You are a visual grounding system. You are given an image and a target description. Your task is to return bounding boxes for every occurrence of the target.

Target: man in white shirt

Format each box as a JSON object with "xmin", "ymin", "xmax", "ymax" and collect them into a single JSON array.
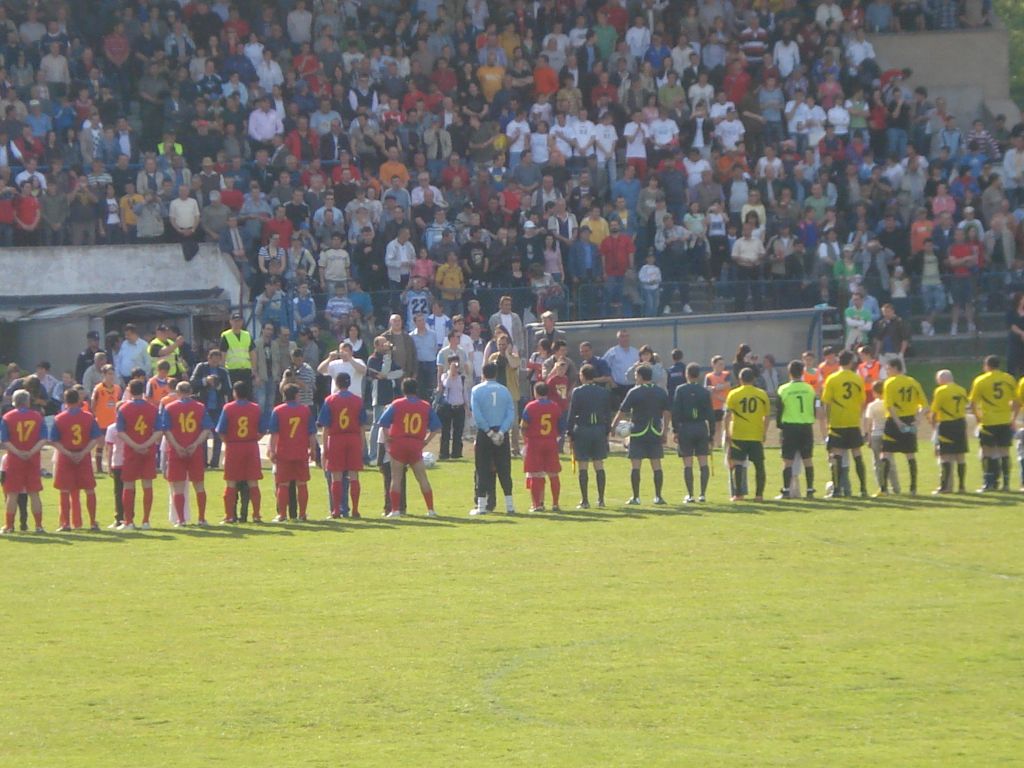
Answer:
[
  {"xmin": 623, "ymin": 112, "xmax": 649, "ymax": 175},
  {"xmin": 826, "ymin": 103, "xmax": 851, "ymax": 137},
  {"xmin": 714, "ymin": 108, "xmax": 745, "ymax": 151},
  {"xmin": 594, "ymin": 111, "xmax": 619, "ymax": 183},
  {"xmin": 625, "ymin": 17, "xmax": 651, "ymax": 61},
  {"xmin": 247, "ymin": 96, "xmax": 284, "ymax": 147},
  {"xmin": 648, "ymin": 109, "xmax": 679, "ymax": 162},
  {"xmin": 504, "ymin": 108, "xmax": 531, "ymax": 171},
  {"xmin": 683, "ymin": 147, "xmax": 711, "ymax": 188},
  {"xmin": 731, "ymin": 219, "xmax": 766, "ymax": 311},
  {"xmin": 318, "ymin": 342, "xmax": 367, "ymax": 395},
  {"xmin": 571, "ymin": 109, "xmax": 596, "ymax": 170},
  {"xmin": 384, "ymin": 226, "xmax": 416, "ymax": 288},
  {"xmin": 550, "ymin": 113, "xmax": 575, "ymax": 159},
  {"xmin": 708, "ymin": 93, "xmax": 736, "ymax": 124}
]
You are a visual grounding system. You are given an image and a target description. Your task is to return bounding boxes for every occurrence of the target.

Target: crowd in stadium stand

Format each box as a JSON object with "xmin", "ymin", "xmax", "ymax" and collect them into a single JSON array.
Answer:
[{"xmin": 0, "ymin": 0, "xmax": 1022, "ymax": 348}]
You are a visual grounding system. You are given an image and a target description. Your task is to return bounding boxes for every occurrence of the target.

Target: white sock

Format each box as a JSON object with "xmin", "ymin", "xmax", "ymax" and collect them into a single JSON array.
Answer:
[
  {"xmin": 476, "ymin": 496, "xmax": 487, "ymax": 512},
  {"xmin": 505, "ymin": 495, "xmax": 515, "ymax": 512}
]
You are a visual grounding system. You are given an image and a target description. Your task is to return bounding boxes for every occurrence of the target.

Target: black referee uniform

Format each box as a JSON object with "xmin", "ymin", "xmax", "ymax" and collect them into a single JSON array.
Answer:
[{"xmin": 670, "ymin": 382, "xmax": 714, "ymax": 499}]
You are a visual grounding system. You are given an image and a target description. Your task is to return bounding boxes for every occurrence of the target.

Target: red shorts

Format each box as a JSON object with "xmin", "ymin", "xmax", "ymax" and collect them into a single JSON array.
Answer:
[
  {"xmin": 121, "ymin": 447, "xmax": 158, "ymax": 482},
  {"xmin": 224, "ymin": 442, "xmax": 263, "ymax": 482},
  {"xmin": 324, "ymin": 433, "xmax": 364, "ymax": 472},
  {"xmin": 53, "ymin": 455, "xmax": 96, "ymax": 491},
  {"xmin": 389, "ymin": 437, "xmax": 424, "ymax": 466},
  {"xmin": 274, "ymin": 457, "xmax": 310, "ymax": 483},
  {"xmin": 165, "ymin": 449, "xmax": 205, "ymax": 483},
  {"xmin": 2, "ymin": 455, "xmax": 42, "ymax": 494},
  {"xmin": 524, "ymin": 440, "xmax": 561, "ymax": 474}
]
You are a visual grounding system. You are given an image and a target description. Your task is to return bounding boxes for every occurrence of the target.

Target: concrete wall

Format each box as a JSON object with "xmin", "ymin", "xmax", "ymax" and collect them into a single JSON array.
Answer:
[
  {"xmin": 0, "ymin": 243, "xmax": 241, "ymax": 302},
  {"xmin": 868, "ymin": 26, "xmax": 1021, "ymax": 126}
]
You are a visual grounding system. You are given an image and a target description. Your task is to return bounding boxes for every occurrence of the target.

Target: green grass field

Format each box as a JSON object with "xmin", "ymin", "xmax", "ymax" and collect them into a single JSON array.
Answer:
[{"xmin": 1, "ymin": 450, "xmax": 1021, "ymax": 767}]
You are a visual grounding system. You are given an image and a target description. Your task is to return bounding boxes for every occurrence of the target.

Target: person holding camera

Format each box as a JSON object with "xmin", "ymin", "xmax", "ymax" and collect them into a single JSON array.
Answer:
[{"xmin": 437, "ymin": 354, "xmax": 467, "ymax": 461}]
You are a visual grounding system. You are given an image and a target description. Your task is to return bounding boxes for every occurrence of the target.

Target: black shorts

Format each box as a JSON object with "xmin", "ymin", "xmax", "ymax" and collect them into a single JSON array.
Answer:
[
  {"xmin": 628, "ymin": 436, "xmax": 664, "ymax": 460},
  {"xmin": 729, "ymin": 439, "xmax": 765, "ymax": 464},
  {"xmin": 676, "ymin": 423, "xmax": 710, "ymax": 458},
  {"xmin": 571, "ymin": 427, "xmax": 609, "ymax": 462},
  {"xmin": 882, "ymin": 416, "xmax": 918, "ymax": 453},
  {"xmin": 780, "ymin": 423, "xmax": 814, "ymax": 460},
  {"xmin": 826, "ymin": 426, "xmax": 864, "ymax": 452},
  {"xmin": 937, "ymin": 419, "xmax": 968, "ymax": 455},
  {"xmin": 978, "ymin": 422, "xmax": 1012, "ymax": 448}
]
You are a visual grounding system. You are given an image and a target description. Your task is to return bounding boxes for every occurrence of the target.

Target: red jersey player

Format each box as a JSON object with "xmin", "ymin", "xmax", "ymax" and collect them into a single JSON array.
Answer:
[
  {"xmin": 378, "ymin": 378, "xmax": 441, "ymax": 518},
  {"xmin": 162, "ymin": 381, "xmax": 214, "ymax": 526},
  {"xmin": 521, "ymin": 382, "xmax": 566, "ymax": 512},
  {"xmin": 216, "ymin": 381, "xmax": 266, "ymax": 523},
  {"xmin": 0, "ymin": 389, "xmax": 46, "ymax": 533},
  {"xmin": 116, "ymin": 379, "xmax": 162, "ymax": 529},
  {"xmin": 49, "ymin": 388, "xmax": 103, "ymax": 531},
  {"xmin": 268, "ymin": 383, "xmax": 317, "ymax": 522},
  {"xmin": 318, "ymin": 371, "xmax": 368, "ymax": 519}
]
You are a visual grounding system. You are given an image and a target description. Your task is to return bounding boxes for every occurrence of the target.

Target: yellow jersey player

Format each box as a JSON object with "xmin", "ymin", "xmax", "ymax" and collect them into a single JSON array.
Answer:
[
  {"xmin": 968, "ymin": 355, "xmax": 1018, "ymax": 491},
  {"xmin": 724, "ymin": 368, "xmax": 771, "ymax": 502},
  {"xmin": 880, "ymin": 357, "xmax": 927, "ymax": 495},
  {"xmin": 821, "ymin": 350, "xmax": 868, "ymax": 497},
  {"xmin": 929, "ymin": 369, "xmax": 969, "ymax": 494}
]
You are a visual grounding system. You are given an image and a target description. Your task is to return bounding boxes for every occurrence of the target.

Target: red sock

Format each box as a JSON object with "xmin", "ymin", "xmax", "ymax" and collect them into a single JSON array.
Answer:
[
  {"xmin": 275, "ymin": 484, "xmax": 289, "ymax": 516},
  {"xmin": 142, "ymin": 486, "xmax": 153, "ymax": 523},
  {"xmin": 389, "ymin": 489, "xmax": 401, "ymax": 513},
  {"xmin": 550, "ymin": 475, "xmax": 561, "ymax": 506},
  {"xmin": 297, "ymin": 484, "xmax": 308, "ymax": 517},
  {"xmin": 223, "ymin": 487, "xmax": 238, "ymax": 520},
  {"xmin": 196, "ymin": 490, "xmax": 207, "ymax": 522},
  {"xmin": 249, "ymin": 486, "xmax": 261, "ymax": 517},
  {"xmin": 122, "ymin": 487, "xmax": 136, "ymax": 525},
  {"xmin": 349, "ymin": 479, "xmax": 360, "ymax": 514},
  {"xmin": 173, "ymin": 493, "xmax": 186, "ymax": 523},
  {"xmin": 70, "ymin": 493, "xmax": 82, "ymax": 528},
  {"xmin": 330, "ymin": 480, "xmax": 343, "ymax": 515},
  {"xmin": 85, "ymin": 492, "xmax": 97, "ymax": 525},
  {"xmin": 59, "ymin": 493, "xmax": 70, "ymax": 528},
  {"xmin": 423, "ymin": 489, "xmax": 434, "ymax": 510},
  {"xmin": 530, "ymin": 477, "xmax": 545, "ymax": 508}
]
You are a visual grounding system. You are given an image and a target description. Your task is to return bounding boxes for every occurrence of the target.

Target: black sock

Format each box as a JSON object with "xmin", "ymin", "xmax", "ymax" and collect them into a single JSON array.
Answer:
[
  {"xmin": 879, "ymin": 457, "xmax": 890, "ymax": 492},
  {"xmin": 805, "ymin": 464, "xmax": 815, "ymax": 490},
  {"xmin": 18, "ymin": 493, "xmax": 27, "ymax": 527},
  {"xmin": 578, "ymin": 469, "xmax": 589, "ymax": 503},
  {"xmin": 940, "ymin": 462, "xmax": 951, "ymax": 491},
  {"xmin": 754, "ymin": 462, "xmax": 766, "ymax": 497},
  {"xmin": 730, "ymin": 465, "xmax": 741, "ymax": 495},
  {"xmin": 838, "ymin": 465, "xmax": 850, "ymax": 494},
  {"xmin": 630, "ymin": 469, "xmax": 640, "ymax": 498},
  {"xmin": 853, "ymin": 455, "xmax": 867, "ymax": 494},
  {"xmin": 699, "ymin": 465, "xmax": 709, "ymax": 495},
  {"xmin": 1000, "ymin": 456, "xmax": 1010, "ymax": 489},
  {"xmin": 596, "ymin": 469, "xmax": 606, "ymax": 502},
  {"xmin": 782, "ymin": 466, "xmax": 792, "ymax": 492},
  {"xmin": 958, "ymin": 461, "xmax": 967, "ymax": 491},
  {"xmin": 238, "ymin": 482, "xmax": 250, "ymax": 520},
  {"xmin": 653, "ymin": 469, "xmax": 663, "ymax": 498},
  {"xmin": 908, "ymin": 458, "xmax": 918, "ymax": 492},
  {"xmin": 984, "ymin": 457, "xmax": 996, "ymax": 488},
  {"xmin": 684, "ymin": 466, "xmax": 694, "ymax": 496}
]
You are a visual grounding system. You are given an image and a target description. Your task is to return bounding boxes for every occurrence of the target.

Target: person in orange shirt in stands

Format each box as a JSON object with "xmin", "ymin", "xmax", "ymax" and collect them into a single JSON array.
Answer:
[
  {"xmin": 90, "ymin": 365, "xmax": 122, "ymax": 474},
  {"xmin": 533, "ymin": 54, "xmax": 559, "ymax": 96},
  {"xmin": 477, "ymin": 51, "xmax": 505, "ymax": 102},
  {"xmin": 378, "ymin": 146, "xmax": 410, "ymax": 189}
]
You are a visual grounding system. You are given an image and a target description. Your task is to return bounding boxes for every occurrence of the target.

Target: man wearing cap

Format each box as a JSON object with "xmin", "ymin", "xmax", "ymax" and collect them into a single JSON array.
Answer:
[
  {"xmin": 76, "ymin": 330, "xmax": 102, "ymax": 383},
  {"xmin": 220, "ymin": 312, "xmax": 258, "ymax": 391}
]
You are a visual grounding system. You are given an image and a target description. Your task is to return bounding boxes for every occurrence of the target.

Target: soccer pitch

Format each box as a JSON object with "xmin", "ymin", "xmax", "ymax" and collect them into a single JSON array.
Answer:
[{"xmin": 1, "ymin": 452, "xmax": 1020, "ymax": 767}]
